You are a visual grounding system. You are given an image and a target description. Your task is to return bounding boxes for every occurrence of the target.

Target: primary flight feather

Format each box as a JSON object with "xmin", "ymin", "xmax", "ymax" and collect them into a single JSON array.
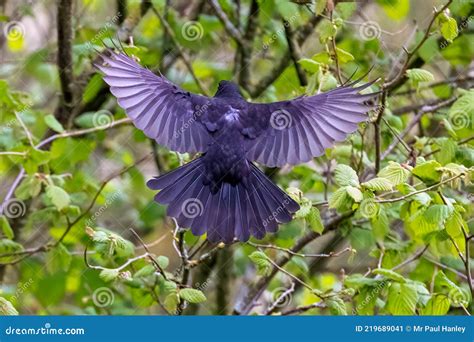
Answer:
[{"xmin": 96, "ymin": 49, "xmax": 377, "ymax": 244}]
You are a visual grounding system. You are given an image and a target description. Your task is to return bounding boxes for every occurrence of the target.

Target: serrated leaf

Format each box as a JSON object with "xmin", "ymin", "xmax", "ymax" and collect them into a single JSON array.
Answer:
[
  {"xmin": 99, "ymin": 268, "xmax": 119, "ymax": 282},
  {"xmin": 157, "ymin": 255, "xmax": 169, "ymax": 269},
  {"xmin": 134, "ymin": 264, "xmax": 156, "ymax": 278},
  {"xmin": 412, "ymin": 160, "xmax": 442, "ymax": 183},
  {"xmin": 306, "ymin": 207, "xmax": 324, "ymax": 233},
  {"xmin": 334, "ymin": 164, "xmax": 359, "ymax": 187},
  {"xmin": 249, "ymin": 251, "xmax": 271, "ymax": 275},
  {"xmin": 0, "ymin": 297, "xmax": 18, "ymax": 315},
  {"xmin": 346, "ymin": 186, "xmax": 363, "ymax": 202},
  {"xmin": 386, "ymin": 282, "xmax": 418, "ymax": 315},
  {"xmin": 44, "ymin": 114, "xmax": 65, "ymax": 133},
  {"xmin": 179, "ymin": 288, "xmax": 207, "ymax": 303},
  {"xmin": 421, "ymin": 295, "xmax": 450, "ymax": 315},
  {"xmin": 0, "ymin": 216, "xmax": 14, "ymax": 239},
  {"xmin": 298, "ymin": 58, "xmax": 320, "ymax": 74},
  {"xmin": 46, "ymin": 185, "xmax": 70, "ymax": 211},
  {"xmin": 440, "ymin": 17, "xmax": 458, "ymax": 42},
  {"xmin": 328, "ymin": 187, "xmax": 351, "ymax": 211},
  {"xmin": 406, "ymin": 68, "xmax": 434, "ymax": 83},
  {"xmin": 362, "ymin": 177, "xmax": 393, "ymax": 191},
  {"xmin": 326, "ymin": 296, "xmax": 347, "ymax": 315},
  {"xmin": 0, "ymin": 239, "xmax": 24, "ymax": 264},
  {"xmin": 378, "ymin": 161, "xmax": 410, "ymax": 186},
  {"xmin": 359, "ymin": 199, "xmax": 379, "ymax": 219},
  {"xmin": 372, "ymin": 268, "xmax": 406, "ymax": 283}
]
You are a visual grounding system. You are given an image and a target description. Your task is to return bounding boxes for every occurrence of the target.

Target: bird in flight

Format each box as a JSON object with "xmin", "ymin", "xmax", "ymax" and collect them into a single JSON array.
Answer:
[{"xmin": 96, "ymin": 49, "xmax": 377, "ymax": 244}]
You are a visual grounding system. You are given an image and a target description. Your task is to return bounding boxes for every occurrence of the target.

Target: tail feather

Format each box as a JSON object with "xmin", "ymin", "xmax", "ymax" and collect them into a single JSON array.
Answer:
[{"xmin": 147, "ymin": 158, "xmax": 300, "ymax": 243}]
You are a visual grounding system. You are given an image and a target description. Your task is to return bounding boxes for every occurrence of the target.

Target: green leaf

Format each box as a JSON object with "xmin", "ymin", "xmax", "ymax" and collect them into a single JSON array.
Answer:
[
  {"xmin": 0, "ymin": 239, "xmax": 24, "ymax": 264},
  {"xmin": 406, "ymin": 68, "xmax": 434, "ymax": 84},
  {"xmin": 335, "ymin": 47, "xmax": 354, "ymax": 64},
  {"xmin": 372, "ymin": 268, "xmax": 406, "ymax": 283},
  {"xmin": 157, "ymin": 255, "xmax": 169, "ymax": 269},
  {"xmin": 377, "ymin": 0, "xmax": 409, "ymax": 21},
  {"xmin": 412, "ymin": 160, "xmax": 442, "ymax": 183},
  {"xmin": 46, "ymin": 243, "xmax": 72, "ymax": 273},
  {"xmin": 249, "ymin": 251, "xmax": 271, "ymax": 275},
  {"xmin": 362, "ymin": 177, "xmax": 393, "ymax": 191},
  {"xmin": 421, "ymin": 295, "xmax": 450, "ymax": 315},
  {"xmin": 334, "ymin": 164, "xmax": 359, "ymax": 187},
  {"xmin": 44, "ymin": 114, "xmax": 65, "ymax": 133},
  {"xmin": 386, "ymin": 282, "xmax": 418, "ymax": 315},
  {"xmin": 0, "ymin": 216, "xmax": 14, "ymax": 239},
  {"xmin": 0, "ymin": 297, "xmax": 18, "ymax": 315},
  {"xmin": 440, "ymin": 17, "xmax": 458, "ymax": 43},
  {"xmin": 179, "ymin": 288, "xmax": 207, "ymax": 303},
  {"xmin": 346, "ymin": 186, "xmax": 363, "ymax": 202},
  {"xmin": 378, "ymin": 161, "xmax": 410, "ymax": 186},
  {"xmin": 326, "ymin": 296, "xmax": 347, "ymax": 315},
  {"xmin": 306, "ymin": 207, "xmax": 324, "ymax": 233},
  {"xmin": 448, "ymin": 90, "xmax": 473, "ymax": 131},
  {"xmin": 134, "ymin": 265, "xmax": 156, "ymax": 278},
  {"xmin": 298, "ymin": 58, "xmax": 320, "ymax": 74},
  {"xmin": 359, "ymin": 199, "xmax": 379, "ymax": 219},
  {"xmin": 46, "ymin": 185, "xmax": 70, "ymax": 211},
  {"xmin": 99, "ymin": 268, "xmax": 120, "ymax": 282},
  {"xmin": 371, "ymin": 208, "xmax": 389, "ymax": 241},
  {"xmin": 328, "ymin": 187, "xmax": 351, "ymax": 211}
]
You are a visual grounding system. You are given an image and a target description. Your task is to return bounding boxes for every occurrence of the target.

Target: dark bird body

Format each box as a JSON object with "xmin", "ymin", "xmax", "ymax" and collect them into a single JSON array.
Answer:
[{"xmin": 96, "ymin": 50, "xmax": 377, "ymax": 243}]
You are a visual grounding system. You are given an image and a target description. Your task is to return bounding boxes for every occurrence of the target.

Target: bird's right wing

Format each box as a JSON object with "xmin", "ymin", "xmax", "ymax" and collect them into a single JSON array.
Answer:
[
  {"xmin": 95, "ymin": 49, "xmax": 213, "ymax": 153},
  {"xmin": 243, "ymin": 82, "xmax": 378, "ymax": 167}
]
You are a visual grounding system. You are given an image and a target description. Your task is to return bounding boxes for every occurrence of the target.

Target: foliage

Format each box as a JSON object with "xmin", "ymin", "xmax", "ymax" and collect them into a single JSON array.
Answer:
[{"xmin": 0, "ymin": 0, "xmax": 473, "ymax": 316}]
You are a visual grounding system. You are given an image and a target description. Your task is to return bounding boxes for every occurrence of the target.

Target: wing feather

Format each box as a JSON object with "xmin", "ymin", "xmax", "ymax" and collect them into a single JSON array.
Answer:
[
  {"xmin": 96, "ymin": 50, "xmax": 212, "ymax": 154},
  {"xmin": 245, "ymin": 82, "xmax": 377, "ymax": 167}
]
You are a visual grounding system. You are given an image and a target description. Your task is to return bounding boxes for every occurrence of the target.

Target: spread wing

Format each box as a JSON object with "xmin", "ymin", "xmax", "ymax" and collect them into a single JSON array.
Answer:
[
  {"xmin": 95, "ymin": 50, "xmax": 212, "ymax": 153},
  {"xmin": 243, "ymin": 82, "xmax": 377, "ymax": 167}
]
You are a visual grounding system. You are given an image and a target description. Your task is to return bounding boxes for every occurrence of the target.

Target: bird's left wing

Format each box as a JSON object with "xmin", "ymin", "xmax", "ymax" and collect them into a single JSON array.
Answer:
[
  {"xmin": 243, "ymin": 82, "xmax": 377, "ymax": 167},
  {"xmin": 95, "ymin": 50, "xmax": 212, "ymax": 153}
]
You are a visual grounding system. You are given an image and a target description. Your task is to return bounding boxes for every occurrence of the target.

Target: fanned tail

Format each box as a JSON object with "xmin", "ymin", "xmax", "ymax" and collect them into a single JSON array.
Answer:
[{"xmin": 147, "ymin": 158, "xmax": 299, "ymax": 243}]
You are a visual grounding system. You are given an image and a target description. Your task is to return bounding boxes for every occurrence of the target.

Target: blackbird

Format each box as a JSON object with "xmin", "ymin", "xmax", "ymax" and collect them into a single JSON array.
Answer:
[{"xmin": 96, "ymin": 49, "xmax": 377, "ymax": 243}]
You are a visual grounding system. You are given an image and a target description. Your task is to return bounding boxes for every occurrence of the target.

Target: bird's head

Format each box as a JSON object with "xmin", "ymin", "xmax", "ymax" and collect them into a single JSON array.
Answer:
[{"xmin": 215, "ymin": 80, "xmax": 242, "ymax": 99}]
